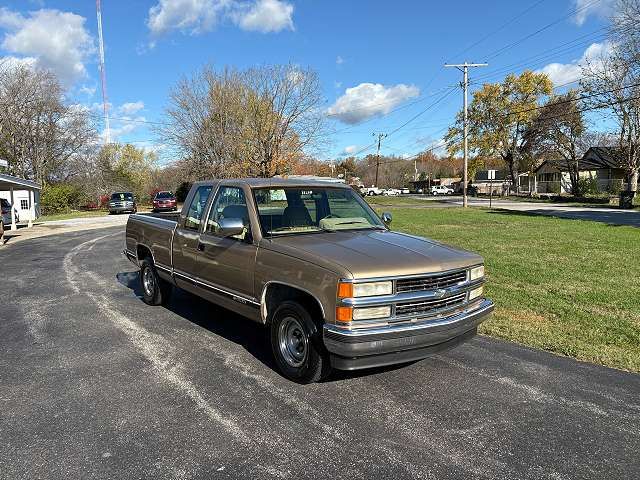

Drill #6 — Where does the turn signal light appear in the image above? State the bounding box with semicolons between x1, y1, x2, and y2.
337;282;353;298
335;306;353;324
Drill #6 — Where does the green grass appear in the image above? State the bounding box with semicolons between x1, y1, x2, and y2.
373;207;640;372
366;195;440;207
38;210;109;222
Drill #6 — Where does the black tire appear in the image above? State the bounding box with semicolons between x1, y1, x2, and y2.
270;301;332;384
140;257;172;306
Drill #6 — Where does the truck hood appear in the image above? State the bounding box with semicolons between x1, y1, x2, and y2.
265;229;483;279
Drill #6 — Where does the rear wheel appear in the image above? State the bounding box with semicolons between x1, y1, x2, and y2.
270;301;332;384
140;257;172;306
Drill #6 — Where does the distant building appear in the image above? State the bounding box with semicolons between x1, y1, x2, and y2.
473;170;511;195
527;147;631;195
0;173;41;230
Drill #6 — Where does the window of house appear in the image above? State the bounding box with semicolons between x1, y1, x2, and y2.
184;185;212;230
20;199;29;210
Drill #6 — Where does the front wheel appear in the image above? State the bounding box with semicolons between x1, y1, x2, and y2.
270;301;332;384
140;257;172;306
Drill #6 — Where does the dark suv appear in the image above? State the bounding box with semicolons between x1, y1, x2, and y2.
152;191;177;212
108;192;137;214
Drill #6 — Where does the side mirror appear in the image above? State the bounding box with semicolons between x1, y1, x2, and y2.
218;217;245;237
381;212;392;227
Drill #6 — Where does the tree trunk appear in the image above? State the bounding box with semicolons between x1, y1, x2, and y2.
629;168;638;193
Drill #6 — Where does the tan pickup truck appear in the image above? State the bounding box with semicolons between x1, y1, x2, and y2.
123;179;493;383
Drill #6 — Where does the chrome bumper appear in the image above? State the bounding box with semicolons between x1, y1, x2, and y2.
324;299;494;370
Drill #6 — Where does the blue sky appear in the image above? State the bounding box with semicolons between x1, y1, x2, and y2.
0;0;616;164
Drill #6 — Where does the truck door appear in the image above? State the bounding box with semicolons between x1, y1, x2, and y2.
195;185;257;306
172;184;213;282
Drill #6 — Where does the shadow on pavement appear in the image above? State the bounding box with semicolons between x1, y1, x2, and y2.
489;207;640;227
116;269;410;382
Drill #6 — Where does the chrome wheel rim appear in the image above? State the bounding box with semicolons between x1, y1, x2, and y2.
278;316;307;368
142;267;155;296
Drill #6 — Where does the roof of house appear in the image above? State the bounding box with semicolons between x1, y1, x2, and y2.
534;147;624;173
0;173;41;190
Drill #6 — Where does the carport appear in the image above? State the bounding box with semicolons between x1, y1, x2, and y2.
0;173;41;231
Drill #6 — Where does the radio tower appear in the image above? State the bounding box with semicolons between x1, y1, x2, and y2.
96;0;111;144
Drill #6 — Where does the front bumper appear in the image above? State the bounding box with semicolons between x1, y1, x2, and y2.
324;299;494;370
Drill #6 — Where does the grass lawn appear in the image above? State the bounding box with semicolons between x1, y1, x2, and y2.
38;210;110;222
366;195;441;207
371;206;640;372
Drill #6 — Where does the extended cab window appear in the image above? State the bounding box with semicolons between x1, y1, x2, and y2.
205;186;249;240
184;185;212;230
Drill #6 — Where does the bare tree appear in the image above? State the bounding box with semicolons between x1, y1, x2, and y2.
581;0;640;197
529;91;586;195
159;64;326;179
0;63;97;184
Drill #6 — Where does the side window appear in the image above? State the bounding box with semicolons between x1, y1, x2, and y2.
205;186;249;240
184;185;212;231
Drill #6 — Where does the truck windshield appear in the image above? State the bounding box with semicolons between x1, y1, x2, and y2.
253;187;384;236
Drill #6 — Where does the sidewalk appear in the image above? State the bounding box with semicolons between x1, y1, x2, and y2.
0;214;128;247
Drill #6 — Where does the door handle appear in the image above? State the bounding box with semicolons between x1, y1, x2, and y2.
197;241;205;252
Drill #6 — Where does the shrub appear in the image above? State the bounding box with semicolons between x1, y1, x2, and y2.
40;184;82;215
175;182;192;202
578;177;599;195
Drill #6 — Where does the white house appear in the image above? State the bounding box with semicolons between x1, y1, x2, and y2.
0;174;41;230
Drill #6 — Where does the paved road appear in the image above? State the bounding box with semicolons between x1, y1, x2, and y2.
1;228;639;479
401;195;640;227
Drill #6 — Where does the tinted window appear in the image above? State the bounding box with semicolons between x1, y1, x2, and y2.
0;199;10;208
155;191;174;199
111;192;133;201
184;185;212;230
205;186;249;240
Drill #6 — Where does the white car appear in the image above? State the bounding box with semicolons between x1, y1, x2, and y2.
383;188;401;196
400;188;410;194
431;185;454;195
365;186;383;196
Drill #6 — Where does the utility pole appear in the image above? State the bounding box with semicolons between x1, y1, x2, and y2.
444;62;487;207
373;132;387;186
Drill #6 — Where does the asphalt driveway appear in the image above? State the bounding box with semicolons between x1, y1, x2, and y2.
1;227;639;479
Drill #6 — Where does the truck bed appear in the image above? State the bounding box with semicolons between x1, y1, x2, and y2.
124;213;177;269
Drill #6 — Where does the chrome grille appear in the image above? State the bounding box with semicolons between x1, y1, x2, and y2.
396;270;467;293
395;292;467;317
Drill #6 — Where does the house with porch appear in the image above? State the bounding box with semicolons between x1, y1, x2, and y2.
528;147;630;195
0;173;41;230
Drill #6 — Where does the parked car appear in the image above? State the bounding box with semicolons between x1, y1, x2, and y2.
108;192;137;214
383;188;400;196
0;216;3;241
365;186;383;196
124;179;493;383
431;185;454;195
152;191;178;212
1;198;19;225
400;188;410;194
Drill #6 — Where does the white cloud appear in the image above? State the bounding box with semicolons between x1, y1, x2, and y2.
538;42;613;86
327;83;420;124
79;84;96;98
343;145;358;155
119;101;145;115
235;0;293;33
336;55;344;65
147;0;226;36
147;0;293;38
573;0;616;26
0;8;95;86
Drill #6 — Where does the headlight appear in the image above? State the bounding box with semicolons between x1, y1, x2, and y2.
469;265;484;281
338;281;393;298
469;286;483;300
352;306;391;320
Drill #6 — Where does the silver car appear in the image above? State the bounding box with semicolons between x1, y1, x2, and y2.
108;192;137;214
